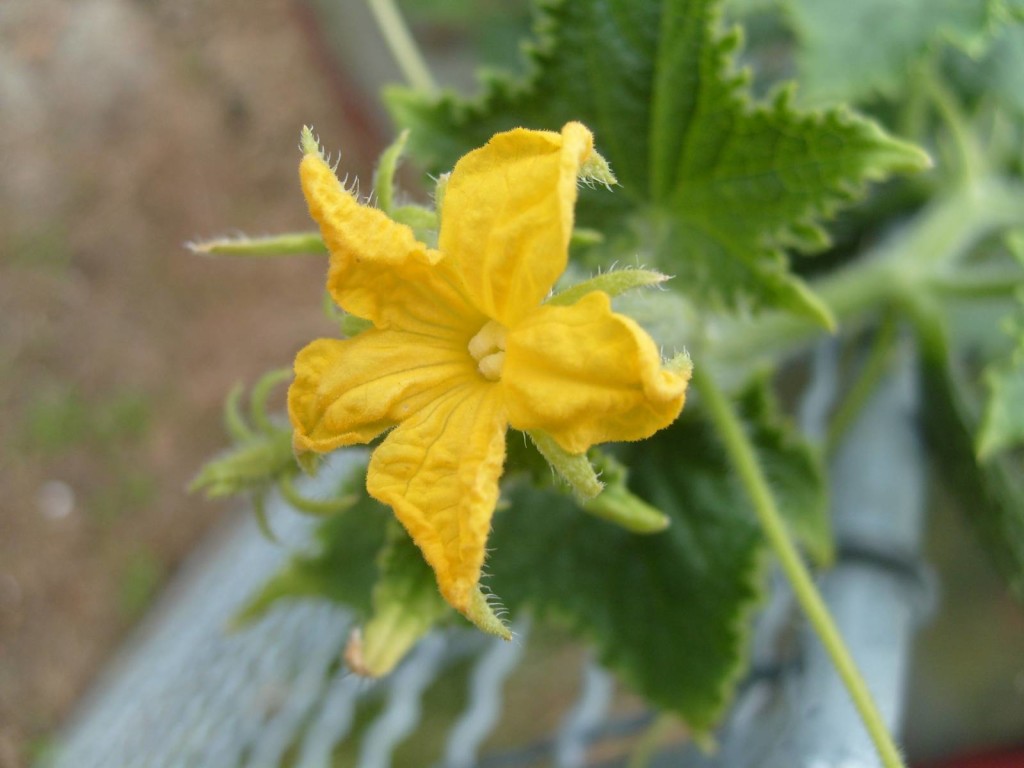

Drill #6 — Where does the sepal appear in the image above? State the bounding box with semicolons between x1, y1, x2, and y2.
524;431;669;534
582;452;669;534
579;148;617;187
527;429;603;501
548;268;671;307
465;587;512;640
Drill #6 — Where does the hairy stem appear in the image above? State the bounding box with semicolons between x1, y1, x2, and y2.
692;366;907;768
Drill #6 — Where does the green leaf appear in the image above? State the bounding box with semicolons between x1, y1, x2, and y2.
788;0;999;105
233;464;389;626
978;354;1024;459
977;289;1024;459
487;377;829;731
388;0;928;324
916;300;1024;601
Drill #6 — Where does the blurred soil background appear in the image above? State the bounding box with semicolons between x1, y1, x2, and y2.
0;1;380;763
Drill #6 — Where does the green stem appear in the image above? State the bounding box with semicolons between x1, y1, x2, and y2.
278;473;357;516
928;267;1024;299
825;316;897;455
250;368;292;434
188;232;327;257
223;383;255;442
921;67;983;186
692;367;907;768
367;0;437;94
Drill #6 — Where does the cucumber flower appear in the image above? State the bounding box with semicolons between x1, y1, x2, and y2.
288;122;689;633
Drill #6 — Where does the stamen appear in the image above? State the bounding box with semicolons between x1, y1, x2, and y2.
477;352;505;381
468;320;507;381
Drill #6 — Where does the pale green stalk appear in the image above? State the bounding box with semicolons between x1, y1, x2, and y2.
928;268;1024;298
367;0;437;93
921;67;984;186
188;232;326;257
692;366;907;768
825;316;897;455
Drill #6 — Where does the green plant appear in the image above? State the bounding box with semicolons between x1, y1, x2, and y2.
193;1;1024;763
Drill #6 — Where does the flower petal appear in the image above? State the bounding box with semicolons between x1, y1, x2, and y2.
439;122;594;326
300;153;480;334
504;291;688;454
288;330;477;454
367;382;506;613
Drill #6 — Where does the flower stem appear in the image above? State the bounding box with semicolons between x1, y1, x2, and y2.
367;0;437;94
691;366;907;768
921;65;983;186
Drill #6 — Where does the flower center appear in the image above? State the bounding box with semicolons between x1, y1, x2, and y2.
468;320;507;382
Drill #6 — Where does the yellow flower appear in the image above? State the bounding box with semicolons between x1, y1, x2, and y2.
288;122;688;632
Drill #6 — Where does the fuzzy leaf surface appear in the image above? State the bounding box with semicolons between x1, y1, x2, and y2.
389;0;928;323
487;378;829;731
